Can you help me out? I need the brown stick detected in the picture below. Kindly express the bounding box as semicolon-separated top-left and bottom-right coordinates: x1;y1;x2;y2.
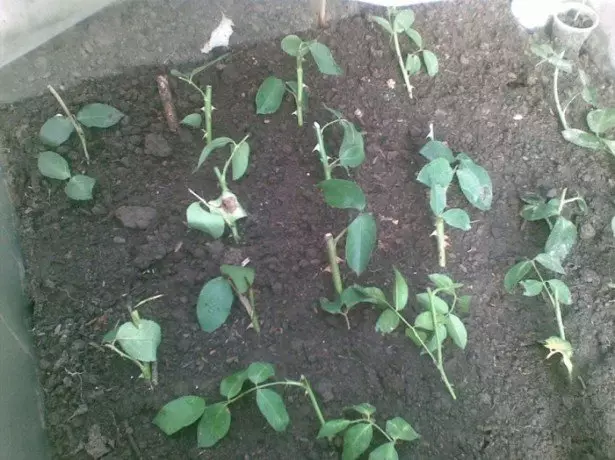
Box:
156;75;179;133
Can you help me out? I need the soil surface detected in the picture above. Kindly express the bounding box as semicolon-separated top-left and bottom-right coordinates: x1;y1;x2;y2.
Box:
2;1;615;459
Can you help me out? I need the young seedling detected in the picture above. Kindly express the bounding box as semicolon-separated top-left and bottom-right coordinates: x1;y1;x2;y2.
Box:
37;151;96;200
417;131;493;267
196;264;260;334
531;43;615;155
102;294;163;386
171;53;229;145
42;85;124;164
504;189;586;378
255;35;342;126
186;135;250;242
370;8;438;99
153;361;419;458
322;269;470;400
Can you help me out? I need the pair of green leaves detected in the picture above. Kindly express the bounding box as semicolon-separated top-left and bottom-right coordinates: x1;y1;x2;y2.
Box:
562;108;615;155
103;314;162;364
317;179;376;276
195;136;250;179
317;405;419;460
196;265;255;332
39;103;124;147
37;151;96;200
153;362;287;448
371;9;439;78
186;189;247;239
417;141;493;229
315;111;366;173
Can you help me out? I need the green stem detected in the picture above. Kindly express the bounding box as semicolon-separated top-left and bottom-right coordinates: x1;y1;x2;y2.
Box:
219;134;250;189
554;297;566;341
428;289;456;399
47;85;90;164
325;233;343;296
205;85;212;145
297;54;304;126
248;288;261;334
553;51;569;131
300;375;326;427
391;27;413;99
214;167;228;192
313;123;332;180
435;216;446;268
370;421;394;442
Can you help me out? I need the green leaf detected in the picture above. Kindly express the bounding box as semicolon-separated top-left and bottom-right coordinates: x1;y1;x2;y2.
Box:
520;279;543;296
603;138;615;155
220;264;255;294
350;403;376;417
417;157;454;188
346;213;377;276
231;140;250;180
153;396;206;435
445;314;467;349
197;403;231;448
102;327;118;343
369;443;398;460
339;121;365;168
375;310;400;334
544;336;574;376
393;268;408;311
318;179;366;211
186;202;226;239
394;9;415;32
354;286;388;306
419;140;454;162
405;327;427;347
547;279;572;305
196;137;233;171
416;293;449;314
39;116;75;146
76;103;124;128
422;50;439;76
534;253;565;275
546;55;573;73
220;370;249;398
428;274;455;292
64;175;95;200
320;297;344;314
309;42;342;75
458;295;471;314
385;416;420;442
429;185;447;216
116;319;161;362
256;389;289;432
255;77;286;115
317;419;351;438
247;362;276;384
343;423;373;460
581;87;598;106
370;15;394;35
456;157;493;211
281;35;303;56
520;200;560;221
405;54;422;76
181;113;202;128
587;108;615;134
424;324;447;353
562;129;602;150
442;208;471;230
545;216;577;262
405;28;423;48
196;277;234;332
414;311;434;331
38;151;71;180
530;43;554;59
504;260;532;292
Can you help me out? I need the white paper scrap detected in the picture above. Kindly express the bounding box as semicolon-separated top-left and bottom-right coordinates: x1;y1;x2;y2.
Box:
201;14;234;54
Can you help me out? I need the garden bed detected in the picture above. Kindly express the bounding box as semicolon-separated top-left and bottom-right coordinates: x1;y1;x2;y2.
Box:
2;0;615;458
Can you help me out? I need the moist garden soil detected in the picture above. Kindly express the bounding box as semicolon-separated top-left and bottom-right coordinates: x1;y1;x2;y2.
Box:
2;0;615;459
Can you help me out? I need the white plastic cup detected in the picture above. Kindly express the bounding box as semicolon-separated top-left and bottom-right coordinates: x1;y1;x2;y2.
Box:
551;2;600;57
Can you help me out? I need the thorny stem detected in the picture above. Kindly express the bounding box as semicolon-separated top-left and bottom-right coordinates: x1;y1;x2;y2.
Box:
553;51;569;131
435;216;446;268
214;167;228;192
297;52;304;126
47;85;90;164
313;123;333;180
531;261;566;341
325;233;343;296
205;85;213;145
248;288;260;334
389;11;413;99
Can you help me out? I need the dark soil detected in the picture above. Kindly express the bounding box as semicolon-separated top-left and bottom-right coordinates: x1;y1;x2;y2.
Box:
558;10;595;29
2;0;615;459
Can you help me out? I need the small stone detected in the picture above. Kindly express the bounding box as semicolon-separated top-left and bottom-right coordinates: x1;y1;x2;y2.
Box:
115;206;157;229
272;282;283;295
144;133;172;158
460;55;470;65
71;339;86;351
580;222;596;240
85;424;112;459
315;380;335;402
113;236;126;244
